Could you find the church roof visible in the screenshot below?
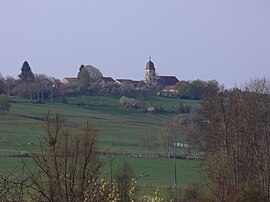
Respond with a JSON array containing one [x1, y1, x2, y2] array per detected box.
[[156, 76, 179, 87], [145, 58, 155, 70]]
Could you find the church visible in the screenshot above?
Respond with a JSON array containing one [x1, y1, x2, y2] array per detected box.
[[144, 57, 179, 87]]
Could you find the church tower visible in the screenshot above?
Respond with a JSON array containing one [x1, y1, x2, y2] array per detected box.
[[145, 57, 156, 83]]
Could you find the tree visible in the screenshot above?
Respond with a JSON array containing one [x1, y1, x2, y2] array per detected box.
[[175, 79, 220, 100], [190, 80, 206, 100], [140, 135, 157, 157], [0, 94, 11, 114], [159, 118, 181, 157], [175, 80, 192, 98], [17, 61, 35, 99], [83, 65, 103, 80], [18, 61, 34, 82], [205, 80, 219, 96], [0, 112, 102, 201], [199, 78, 270, 201], [114, 161, 136, 202], [27, 113, 102, 201], [4, 76, 17, 96], [0, 74, 5, 94], [34, 74, 55, 101], [183, 122, 202, 158], [78, 65, 90, 92]]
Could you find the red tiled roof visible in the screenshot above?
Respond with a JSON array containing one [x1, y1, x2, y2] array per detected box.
[[64, 77, 79, 82]]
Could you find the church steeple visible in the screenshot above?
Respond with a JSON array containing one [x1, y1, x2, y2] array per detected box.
[[145, 57, 156, 83]]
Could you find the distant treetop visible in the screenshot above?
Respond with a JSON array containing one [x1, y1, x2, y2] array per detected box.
[[83, 65, 103, 80], [18, 61, 34, 82]]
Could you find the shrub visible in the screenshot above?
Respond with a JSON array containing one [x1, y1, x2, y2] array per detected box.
[[119, 96, 144, 110]]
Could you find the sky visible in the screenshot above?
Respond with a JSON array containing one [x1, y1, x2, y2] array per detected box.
[[1, 0, 270, 88]]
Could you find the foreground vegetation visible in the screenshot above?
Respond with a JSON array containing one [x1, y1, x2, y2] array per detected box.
[[0, 112, 202, 201]]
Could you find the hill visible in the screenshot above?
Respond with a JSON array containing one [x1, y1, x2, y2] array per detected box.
[[0, 95, 198, 153], [0, 95, 200, 186]]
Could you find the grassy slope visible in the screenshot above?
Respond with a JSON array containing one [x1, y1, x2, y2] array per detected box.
[[102, 157, 201, 186], [0, 95, 200, 185], [0, 95, 197, 153], [0, 156, 201, 186]]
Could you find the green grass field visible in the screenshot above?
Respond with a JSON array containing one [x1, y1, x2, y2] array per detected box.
[[0, 95, 197, 153], [102, 157, 202, 186], [0, 95, 200, 186], [0, 156, 201, 186]]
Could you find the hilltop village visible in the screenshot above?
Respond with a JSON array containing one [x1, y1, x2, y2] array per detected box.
[[61, 58, 179, 95], [0, 59, 219, 102]]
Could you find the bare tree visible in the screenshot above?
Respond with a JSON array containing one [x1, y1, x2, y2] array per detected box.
[[140, 135, 156, 157], [184, 122, 202, 159], [4, 76, 17, 96], [0, 112, 102, 201], [200, 78, 270, 201], [26, 112, 102, 201], [159, 118, 181, 157], [114, 161, 136, 202], [34, 74, 55, 102]]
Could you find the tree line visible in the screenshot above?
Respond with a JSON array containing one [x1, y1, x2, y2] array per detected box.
[[0, 61, 58, 101], [175, 79, 220, 99], [0, 61, 220, 101]]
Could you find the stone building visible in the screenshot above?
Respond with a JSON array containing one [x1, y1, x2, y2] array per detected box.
[[144, 58, 179, 87], [145, 57, 156, 83]]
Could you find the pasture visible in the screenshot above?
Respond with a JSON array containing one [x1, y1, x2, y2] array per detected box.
[[0, 95, 200, 186], [0, 156, 201, 186]]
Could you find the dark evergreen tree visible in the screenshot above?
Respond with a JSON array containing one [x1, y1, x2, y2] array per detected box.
[[18, 61, 34, 82]]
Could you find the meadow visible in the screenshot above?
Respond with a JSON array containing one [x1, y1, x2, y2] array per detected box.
[[0, 156, 201, 186], [0, 95, 201, 186]]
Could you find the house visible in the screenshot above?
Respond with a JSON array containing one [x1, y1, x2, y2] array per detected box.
[[61, 77, 79, 85], [163, 85, 178, 93]]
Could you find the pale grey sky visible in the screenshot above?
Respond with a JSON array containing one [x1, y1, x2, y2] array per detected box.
[[1, 0, 270, 88]]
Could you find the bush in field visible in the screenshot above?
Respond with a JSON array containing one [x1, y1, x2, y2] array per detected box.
[[0, 94, 11, 114], [153, 104, 165, 113], [119, 96, 144, 109]]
